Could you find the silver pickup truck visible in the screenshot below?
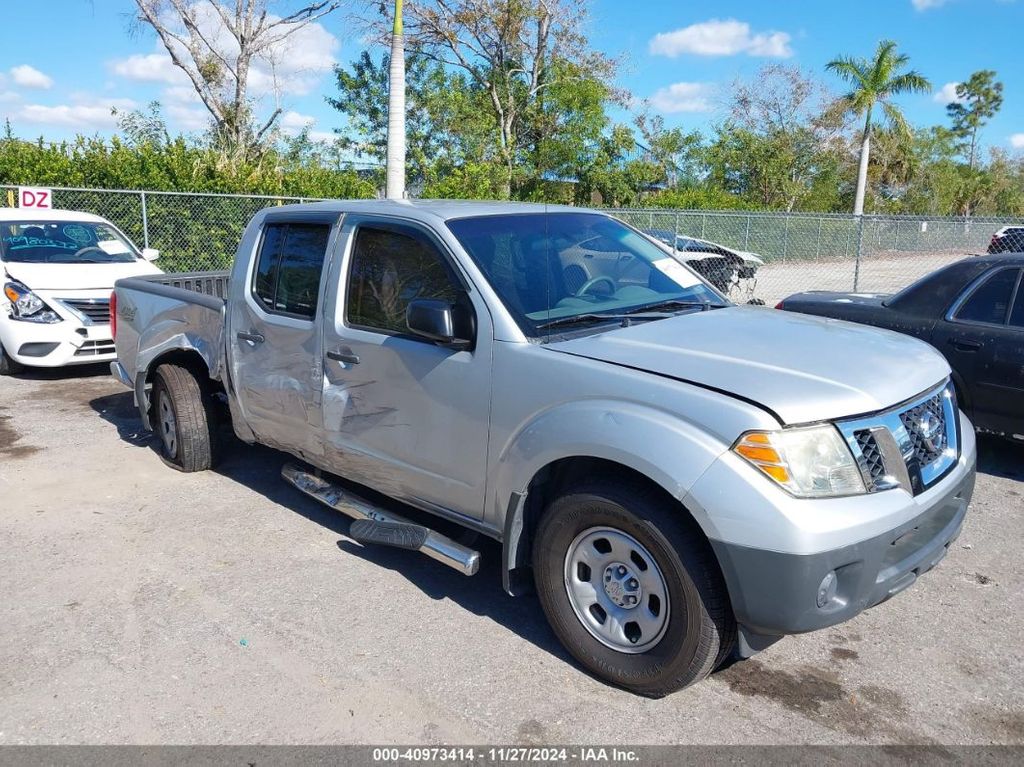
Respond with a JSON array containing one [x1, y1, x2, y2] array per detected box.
[[111, 200, 976, 696]]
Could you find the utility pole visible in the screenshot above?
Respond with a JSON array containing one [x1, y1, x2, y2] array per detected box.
[[385, 0, 406, 200]]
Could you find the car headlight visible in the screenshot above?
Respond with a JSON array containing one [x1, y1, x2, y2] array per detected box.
[[3, 282, 62, 324], [733, 425, 866, 498]]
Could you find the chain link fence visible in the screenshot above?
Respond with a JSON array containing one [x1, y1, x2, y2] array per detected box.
[[3, 185, 1022, 305]]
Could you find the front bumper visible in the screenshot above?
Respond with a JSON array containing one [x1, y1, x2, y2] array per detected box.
[[686, 413, 977, 647], [0, 314, 115, 367]]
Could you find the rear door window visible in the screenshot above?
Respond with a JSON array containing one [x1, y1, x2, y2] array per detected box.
[[955, 268, 1020, 325], [253, 222, 331, 318], [1010, 275, 1024, 328]]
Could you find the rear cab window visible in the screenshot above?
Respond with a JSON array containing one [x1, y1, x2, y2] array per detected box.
[[253, 222, 331, 319]]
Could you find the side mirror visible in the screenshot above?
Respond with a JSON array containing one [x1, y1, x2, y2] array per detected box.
[[407, 298, 470, 347], [141, 248, 160, 262]]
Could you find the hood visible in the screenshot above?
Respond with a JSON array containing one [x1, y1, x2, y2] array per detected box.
[[547, 305, 950, 425], [2, 260, 162, 291]]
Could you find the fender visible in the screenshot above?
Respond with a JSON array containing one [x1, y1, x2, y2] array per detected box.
[[492, 399, 734, 595], [133, 306, 226, 430]]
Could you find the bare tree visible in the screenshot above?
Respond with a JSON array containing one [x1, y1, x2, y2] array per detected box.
[[366, 0, 616, 198], [133, 0, 341, 163]]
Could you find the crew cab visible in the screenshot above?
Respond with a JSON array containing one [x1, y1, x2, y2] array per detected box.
[[110, 200, 976, 696], [0, 208, 162, 374]]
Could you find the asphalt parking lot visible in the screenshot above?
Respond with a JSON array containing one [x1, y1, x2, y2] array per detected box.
[[1, 365, 1022, 746]]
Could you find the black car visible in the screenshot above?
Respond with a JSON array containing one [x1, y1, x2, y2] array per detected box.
[[777, 254, 1024, 440]]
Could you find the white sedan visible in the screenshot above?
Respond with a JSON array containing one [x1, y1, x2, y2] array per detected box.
[[1, 208, 162, 375], [645, 228, 764, 296]]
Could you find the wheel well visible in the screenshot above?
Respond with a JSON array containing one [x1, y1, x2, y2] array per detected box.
[[144, 350, 222, 419], [512, 456, 724, 591], [146, 350, 218, 388]]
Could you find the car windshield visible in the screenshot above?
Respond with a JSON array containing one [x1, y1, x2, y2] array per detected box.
[[447, 212, 727, 337], [0, 220, 140, 264]]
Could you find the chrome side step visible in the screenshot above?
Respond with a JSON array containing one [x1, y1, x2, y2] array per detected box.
[[281, 463, 481, 576]]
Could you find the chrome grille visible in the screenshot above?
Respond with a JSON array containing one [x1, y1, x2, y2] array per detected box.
[[899, 393, 948, 468], [854, 430, 886, 490], [60, 298, 110, 323], [838, 381, 959, 497]]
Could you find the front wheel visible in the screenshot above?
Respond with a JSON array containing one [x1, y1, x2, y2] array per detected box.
[[151, 363, 219, 472], [533, 478, 735, 697], [0, 342, 24, 376]]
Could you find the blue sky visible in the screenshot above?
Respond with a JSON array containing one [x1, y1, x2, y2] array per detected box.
[[1, 0, 1022, 152]]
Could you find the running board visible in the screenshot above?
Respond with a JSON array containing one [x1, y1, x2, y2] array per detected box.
[[281, 463, 481, 576]]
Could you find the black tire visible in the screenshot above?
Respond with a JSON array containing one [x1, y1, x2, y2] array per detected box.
[[533, 478, 735, 697], [151, 363, 219, 472], [0, 343, 24, 376]]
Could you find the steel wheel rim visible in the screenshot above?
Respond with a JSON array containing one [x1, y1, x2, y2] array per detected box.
[[563, 526, 670, 654], [158, 392, 177, 458]]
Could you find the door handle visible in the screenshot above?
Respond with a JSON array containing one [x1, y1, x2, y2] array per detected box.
[[949, 338, 982, 352], [327, 347, 360, 365], [237, 331, 265, 344]]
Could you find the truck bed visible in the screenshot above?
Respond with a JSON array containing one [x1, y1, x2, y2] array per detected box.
[[112, 271, 229, 390], [141, 270, 231, 300]]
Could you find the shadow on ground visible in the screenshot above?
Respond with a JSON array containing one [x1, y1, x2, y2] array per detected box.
[[90, 388, 1024, 679], [89, 389, 570, 667], [11, 362, 110, 381], [977, 435, 1024, 481]]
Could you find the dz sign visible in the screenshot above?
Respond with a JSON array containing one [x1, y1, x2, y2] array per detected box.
[[18, 186, 53, 209]]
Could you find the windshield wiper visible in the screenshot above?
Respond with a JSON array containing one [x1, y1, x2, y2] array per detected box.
[[626, 300, 715, 314], [536, 312, 672, 331]]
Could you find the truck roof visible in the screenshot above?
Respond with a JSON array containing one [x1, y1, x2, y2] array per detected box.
[[0, 208, 109, 223], [293, 198, 588, 223]]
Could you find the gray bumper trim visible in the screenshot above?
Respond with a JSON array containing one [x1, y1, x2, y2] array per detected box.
[[110, 361, 132, 388], [711, 462, 976, 641]]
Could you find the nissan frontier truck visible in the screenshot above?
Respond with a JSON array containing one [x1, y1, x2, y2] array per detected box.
[[110, 200, 976, 696]]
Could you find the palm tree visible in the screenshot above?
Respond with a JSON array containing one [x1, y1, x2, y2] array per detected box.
[[385, 0, 406, 200], [826, 40, 930, 215]]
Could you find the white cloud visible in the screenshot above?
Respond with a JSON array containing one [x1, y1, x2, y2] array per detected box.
[[16, 100, 136, 129], [1010, 134, 1024, 150], [933, 82, 965, 105], [10, 65, 53, 90], [649, 82, 715, 114], [166, 103, 209, 131], [912, 0, 951, 10], [649, 19, 793, 58], [280, 110, 316, 133], [278, 111, 337, 143], [109, 53, 183, 85]]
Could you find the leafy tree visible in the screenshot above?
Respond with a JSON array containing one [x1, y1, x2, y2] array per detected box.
[[712, 65, 847, 211], [394, 0, 619, 198], [826, 40, 931, 214], [946, 70, 1004, 170]]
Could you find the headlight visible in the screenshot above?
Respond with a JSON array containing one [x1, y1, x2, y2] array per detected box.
[[733, 425, 866, 498], [3, 282, 62, 324]]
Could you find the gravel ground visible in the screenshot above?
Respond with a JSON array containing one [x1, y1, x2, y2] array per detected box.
[[749, 252, 967, 307], [0, 365, 1022, 746]]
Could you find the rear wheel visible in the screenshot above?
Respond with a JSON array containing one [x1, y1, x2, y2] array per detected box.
[[151, 363, 219, 472], [533, 478, 735, 697], [0, 343, 23, 376]]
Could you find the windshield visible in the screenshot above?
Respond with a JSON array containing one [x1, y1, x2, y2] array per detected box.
[[447, 212, 727, 336], [0, 220, 140, 264]]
